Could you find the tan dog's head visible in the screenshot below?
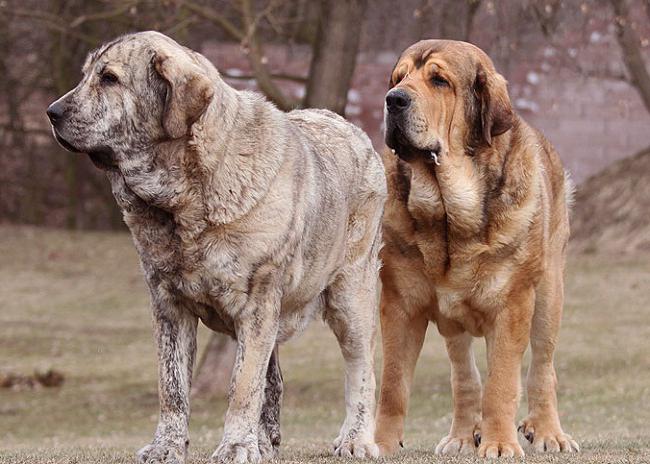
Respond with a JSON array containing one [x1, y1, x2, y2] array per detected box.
[[384, 40, 513, 163], [46, 31, 214, 170]]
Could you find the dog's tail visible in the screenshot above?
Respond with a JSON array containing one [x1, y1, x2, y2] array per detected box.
[[564, 169, 576, 213]]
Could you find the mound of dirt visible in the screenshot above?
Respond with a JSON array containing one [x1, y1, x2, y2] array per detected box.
[[0, 369, 65, 391], [571, 147, 650, 254]]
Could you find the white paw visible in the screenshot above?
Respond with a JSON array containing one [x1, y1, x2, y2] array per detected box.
[[434, 434, 476, 455], [137, 443, 184, 464], [257, 428, 279, 460], [211, 435, 262, 464], [333, 432, 379, 459]]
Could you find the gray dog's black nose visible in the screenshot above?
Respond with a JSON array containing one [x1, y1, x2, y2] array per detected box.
[[386, 89, 411, 114], [46, 101, 64, 124]]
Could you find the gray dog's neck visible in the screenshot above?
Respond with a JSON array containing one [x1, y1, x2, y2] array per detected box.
[[114, 77, 290, 228]]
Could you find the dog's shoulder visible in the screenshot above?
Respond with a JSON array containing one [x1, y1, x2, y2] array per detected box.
[[510, 118, 571, 212], [288, 108, 384, 190]]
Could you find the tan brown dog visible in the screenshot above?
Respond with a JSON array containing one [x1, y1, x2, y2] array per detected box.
[[374, 40, 578, 458]]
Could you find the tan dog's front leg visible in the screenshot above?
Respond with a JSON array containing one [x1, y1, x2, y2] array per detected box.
[[138, 292, 198, 464], [435, 332, 482, 456], [212, 303, 279, 464], [479, 290, 534, 458], [375, 288, 428, 455]]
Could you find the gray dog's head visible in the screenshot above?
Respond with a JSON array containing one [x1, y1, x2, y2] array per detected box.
[[46, 31, 215, 170]]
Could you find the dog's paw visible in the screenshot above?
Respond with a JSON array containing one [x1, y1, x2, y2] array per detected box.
[[375, 438, 403, 456], [257, 428, 279, 460], [477, 440, 524, 458], [333, 433, 379, 459], [137, 443, 184, 464], [518, 420, 579, 453], [211, 435, 262, 464], [435, 434, 476, 455]]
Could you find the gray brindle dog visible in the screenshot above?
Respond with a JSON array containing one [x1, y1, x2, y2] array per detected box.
[[47, 31, 386, 464]]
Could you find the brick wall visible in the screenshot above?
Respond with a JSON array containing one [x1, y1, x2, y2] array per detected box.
[[513, 69, 650, 183]]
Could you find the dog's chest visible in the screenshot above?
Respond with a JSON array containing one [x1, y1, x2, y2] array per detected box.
[[407, 172, 445, 225], [435, 261, 512, 335], [136, 218, 327, 327], [175, 232, 253, 308], [129, 215, 249, 309]]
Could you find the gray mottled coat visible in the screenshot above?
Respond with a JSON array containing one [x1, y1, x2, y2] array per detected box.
[[47, 31, 386, 464]]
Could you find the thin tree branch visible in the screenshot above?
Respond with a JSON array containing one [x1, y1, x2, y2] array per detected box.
[[221, 71, 307, 83], [1, 9, 98, 45], [239, 0, 299, 110], [69, 1, 137, 28], [181, 1, 244, 41], [179, 0, 300, 110], [163, 16, 198, 36], [610, 0, 650, 114]]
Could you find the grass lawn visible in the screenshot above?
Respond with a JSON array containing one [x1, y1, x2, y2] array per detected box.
[[1, 225, 649, 463]]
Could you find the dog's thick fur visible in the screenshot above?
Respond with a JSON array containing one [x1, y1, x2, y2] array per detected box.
[[47, 31, 385, 464], [374, 40, 578, 458]]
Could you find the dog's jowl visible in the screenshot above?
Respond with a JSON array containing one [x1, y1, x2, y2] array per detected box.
[[374, 40, 578, 458], [47, 31, 385, 464]]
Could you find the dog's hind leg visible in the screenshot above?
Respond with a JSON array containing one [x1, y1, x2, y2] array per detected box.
[[325, 259, 381, 459], [258, 346, 283, 459], [518, 265, 579, 453], [138, 289, 198, 464]]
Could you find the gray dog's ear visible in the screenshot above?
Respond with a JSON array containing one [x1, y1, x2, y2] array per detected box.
[[153, 51, 214, 139], [474, 65, 513, 146]]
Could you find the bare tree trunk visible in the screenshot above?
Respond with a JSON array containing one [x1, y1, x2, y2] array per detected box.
[[304, 0, 368, 115], [49, 0, 83, 229], [611, 0, 650, 115], [0, 15, 35, 223], [439, 0, 481, 41], [182, 0, 299, 111], [192, 333, 237, 399]]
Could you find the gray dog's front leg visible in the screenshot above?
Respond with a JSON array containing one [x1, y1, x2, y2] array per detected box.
[[258, 346, 283, 459], [138, 291, 198, 464], [211, 302, 279, 464]]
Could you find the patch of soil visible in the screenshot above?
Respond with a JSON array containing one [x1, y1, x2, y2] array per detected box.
[[0, 369, 65, 391]]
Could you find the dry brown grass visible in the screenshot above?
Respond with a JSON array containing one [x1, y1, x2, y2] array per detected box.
[[1, 225, 649, 463]]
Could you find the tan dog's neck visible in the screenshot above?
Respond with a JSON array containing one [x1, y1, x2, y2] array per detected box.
[[404, 121, 514, 230]]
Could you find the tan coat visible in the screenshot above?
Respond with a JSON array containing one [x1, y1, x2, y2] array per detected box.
[[374, 40, 578, 458]]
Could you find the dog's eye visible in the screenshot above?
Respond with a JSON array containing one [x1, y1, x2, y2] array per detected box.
[[431, 75, 449, 88], [100, 72, 119, 85]]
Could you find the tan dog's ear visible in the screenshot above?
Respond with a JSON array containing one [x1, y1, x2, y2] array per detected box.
[[153, 51, 214, 139], [474, 65, 513, 145]]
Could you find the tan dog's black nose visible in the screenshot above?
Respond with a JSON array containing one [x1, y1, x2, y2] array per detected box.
[[46, 101, 64, 124], [386, 89, 411, 114]]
